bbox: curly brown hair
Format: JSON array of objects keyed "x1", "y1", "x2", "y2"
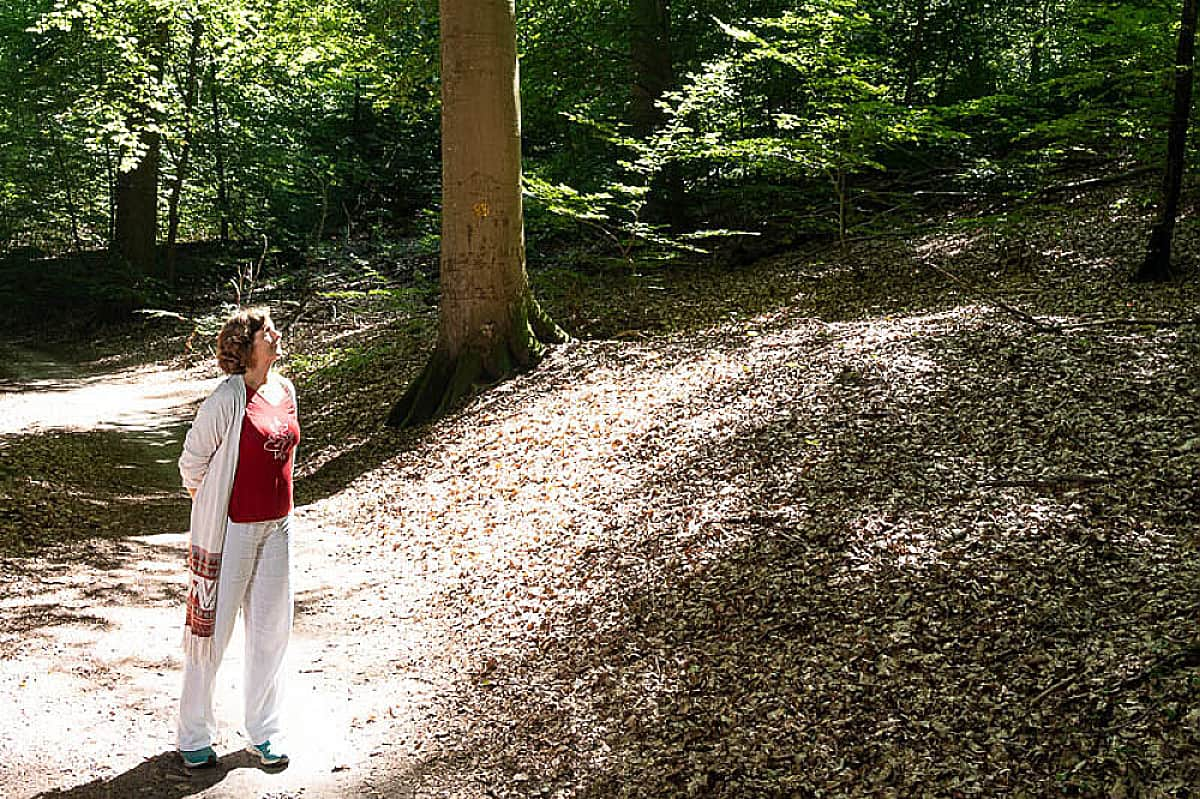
[{"x1": 215, "y1": 307, "x2": 271, "y2": 375}]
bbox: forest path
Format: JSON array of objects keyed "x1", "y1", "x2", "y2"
[
  {"x1": 0, "y1": 342, "x2": 211, "y2": 437},
  {"x1": 0, "y1": 507, "x2": 460, "y2": 799},
  {"x1": 0, "y1": 343, "x2": 219, "y2": 551}
]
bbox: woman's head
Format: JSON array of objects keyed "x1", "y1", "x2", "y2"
[{"x1": 215, "y1": 307, "x2": 281, "y2": 375}]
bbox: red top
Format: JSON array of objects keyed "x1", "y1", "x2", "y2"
[{"x1": 227, "y1": 383, "x2": 300, "y2": 523}]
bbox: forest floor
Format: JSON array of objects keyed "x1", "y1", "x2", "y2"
[{"x1": 2, "y1": 181, "x2": 1200, "y2": 798}]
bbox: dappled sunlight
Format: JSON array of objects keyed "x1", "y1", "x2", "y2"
[
  {"x1": 5, "y1": 285, "x2": 1197, "y2": 796},
  {"x1": 914, "y1": 230, "x2": 981, "y2": 260},
  {"x1": 321, "y1": 288, "x2": 1198, "y2": 796},
  {"x1": 843, "y1": 511, "x2": 944, "y2": 574},
  {"x1": 3, "y1": 198, "x2": 1199, "y2": 796}
]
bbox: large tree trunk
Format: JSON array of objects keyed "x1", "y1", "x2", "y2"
[
  {"x1": 630, "y1": 0, "x2": 672, "y2": 140},
  {"x1": 165, "y1": 17, "x2": 204, "y2": 286},
  {"x1": 386, "y1": 0, "x2": 565, "y2": 429},
  {"x1": 1137, "y1": 0, "x2": 1198, "y2": 283},
  {"x1": 113, "y1": 136, "x2": 160, "y2": 276},
  {"x1": 112, "y1": 19, "x2": 167, "y2": 277},
  {"x1": 630, "y1": 0, "x2": 684, "y2": 230}
]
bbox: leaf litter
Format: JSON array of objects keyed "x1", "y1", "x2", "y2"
[{"x1": 299, "y1": 187, "x2": 1200, "y2": 797}]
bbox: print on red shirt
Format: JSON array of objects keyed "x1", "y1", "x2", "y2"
[{"x1": 263, "y1": 417, "x2": 298, "y2": 461}]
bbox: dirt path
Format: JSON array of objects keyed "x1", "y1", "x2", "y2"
[{"x1": 0, "y1": 346, "x2": 215, "y2": 436}]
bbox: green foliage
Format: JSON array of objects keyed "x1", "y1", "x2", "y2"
[
  {"x1": 639, "y1": 2, "x2": 958, "y2": 239},
  {"x1": 0, "y1": 0, "x2": 1191, "y2": 295}
]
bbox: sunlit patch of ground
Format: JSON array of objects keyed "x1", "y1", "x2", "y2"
[{"x1": 0, "y1": 360, "x2": 218, "y2": 436}]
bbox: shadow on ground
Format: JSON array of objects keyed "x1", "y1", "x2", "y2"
[
  {"x1": 32, "y1": 749, "x2": 273, "y2": 798},
  {"x1": 0, "y1": 426, "x2": 190, "y2": 555}
]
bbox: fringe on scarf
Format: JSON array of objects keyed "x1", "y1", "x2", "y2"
[{"x1": 182, "y1": 628, "x2": 218, "y2": 664}]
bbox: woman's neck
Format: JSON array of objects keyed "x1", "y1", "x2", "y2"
[{"x1": 243, "y1": 366, "x2": 271, "y2": 392}]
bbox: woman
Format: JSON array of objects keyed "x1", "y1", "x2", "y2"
[{"x1": 176, "y1": 307, "x2": 299, "y2": 769}]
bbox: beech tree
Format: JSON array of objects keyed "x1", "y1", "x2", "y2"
[
  {"x1": 386, "y1": 0, "x2": 565, "y2": 428},
  {"x1": 1138, "y1": 0, "x2": 1198, "y2": 283},
  {"x1": 112, "y1": 16, "x2": 167, "y2": 278}
]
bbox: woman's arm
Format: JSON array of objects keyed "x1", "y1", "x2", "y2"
[{"x1": 179, "y1": 385, "x2": 233, "y2": 493}]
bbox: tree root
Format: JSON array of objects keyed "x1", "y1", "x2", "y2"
[{"x1": 386, "y1": 294, "x2": 569, "y2": 429}]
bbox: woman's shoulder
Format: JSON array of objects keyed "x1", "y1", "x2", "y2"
[{"x1": 198, "y1": 374, "x2": 246, "y2": 412}]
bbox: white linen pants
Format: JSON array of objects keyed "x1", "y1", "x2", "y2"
[{"x1": 177, "y1": 515, "x2": 293, "y2": 751}]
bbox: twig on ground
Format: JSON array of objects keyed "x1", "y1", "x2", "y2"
[
  {"x1": 1104, "y1": 646, "x2": 1200, "y2": 696},
  {"x1": 1058, "y1": 317, "x2": 1199, "y2": 330},
  {"x1": 981, "y1": 474, "x2": 1108, "y2": 488},
  {"x1": 921, "y1": 259, "x2": 1062, "y2": 332},
  {"x1": 1033, "y1": 666, "x2": 1086, "y2": 705}
]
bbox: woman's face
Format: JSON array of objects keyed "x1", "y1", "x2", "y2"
[{"x1": 249, "y1": 317, "x2": 282, "y2": 370}]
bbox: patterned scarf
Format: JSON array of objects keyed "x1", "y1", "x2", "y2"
[{"x1": 184, "y1": 546, "x2": 222, "y2": 641}]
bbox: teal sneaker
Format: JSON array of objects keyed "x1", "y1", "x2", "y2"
[
  {"x1": 247, "y1": 740, "x2": 289, "y2": 766},
  {"x1": 179, "y1": 746, "x2": 217, "y2": 769}
]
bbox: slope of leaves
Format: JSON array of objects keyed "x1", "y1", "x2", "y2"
[
  {"x1": 2, "y1": 181, "x2": 1197, "y2": 798},
  {"x1": 303, "y1": 187, "x2": 1200, "y2": 798}
]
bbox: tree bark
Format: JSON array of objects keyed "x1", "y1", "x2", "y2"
[
  {"x1": 1137, "y1": 0, "x2": 1198, "y2": 283},
  {"x1": 630, "y1": 0, "x2": 672, "y2": 140},
  {"x1": 902, "y1": 0, "x2": 930, "y2": 105},
  {"x1": 165, "y1": 17, "x2": 204, "y2": 286},
  {"x1": 113, "y1": 136, "x2": 160, "y2": 276},
  {"x1": 210, "y1": 61, "x2": 230, "y2": 243},
  {"x1": 386, "y1": 0, "x2": 566, "y2": 429},
  {"x1": 53, "y1": 140, "x2": 84, "y2": 258},
  {"x1": 112, "y1": 19, "x2": 167, "y2": 277},
  {"x1": 629, "y1": 0, "x2": 684, "y2": 230}
]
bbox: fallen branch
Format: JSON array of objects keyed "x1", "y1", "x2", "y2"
[
  {"x1": 921, "y1": 260, "x2": 1062, "y2": 332},
  {"x1": 1105, "y1": 646, "x2": 1200, "y2": 696},
  {"x1": 981, "y1": 474, "x2": 1108, "y2": 488},
  {"x1": 1030, "y1": 166, "x2": 1158, "y2": 200},
  {"x1": 1058, "y1": 317, "x2": 1200, "y2": 330},
  {"x1": 1033, "y1": 666, "x2": 1086, "y2": 705},
  {"x1": 982, "y1": 166, "x2": 1159, "y2": 214}
]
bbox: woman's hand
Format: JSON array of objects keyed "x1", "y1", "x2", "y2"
[{"x1": 188, "y1": 487, "x2": 197, "y2": 500}]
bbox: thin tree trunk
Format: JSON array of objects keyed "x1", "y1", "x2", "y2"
[
  {"x1": 1138, "y1": 0, "x2": 1198, "y2": 283},
  {"x1": 165, "y1": 17, "x2": 204, "y2": 286},
  {"x1": 903, "y1": 0, "x2": 930, "y2": 104},
  {"x1": 934, "y1": 12, "x2": 965, "y2": 102},
  {"x1": 53, "y1": 142, "x2": 84, "y2": 257},
  {"x1": 209, "y1": 61, "x2": 230, "y2": 244},
  {"x1": 386, "y1": 0, "x2": 566, "y2": 428},
  {"x1": 104, "y1": 143, "x2": 116, "y2": 244},
  {"x1": 1029, "y1": 0, "x2": 1047, "y2": 85}
]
